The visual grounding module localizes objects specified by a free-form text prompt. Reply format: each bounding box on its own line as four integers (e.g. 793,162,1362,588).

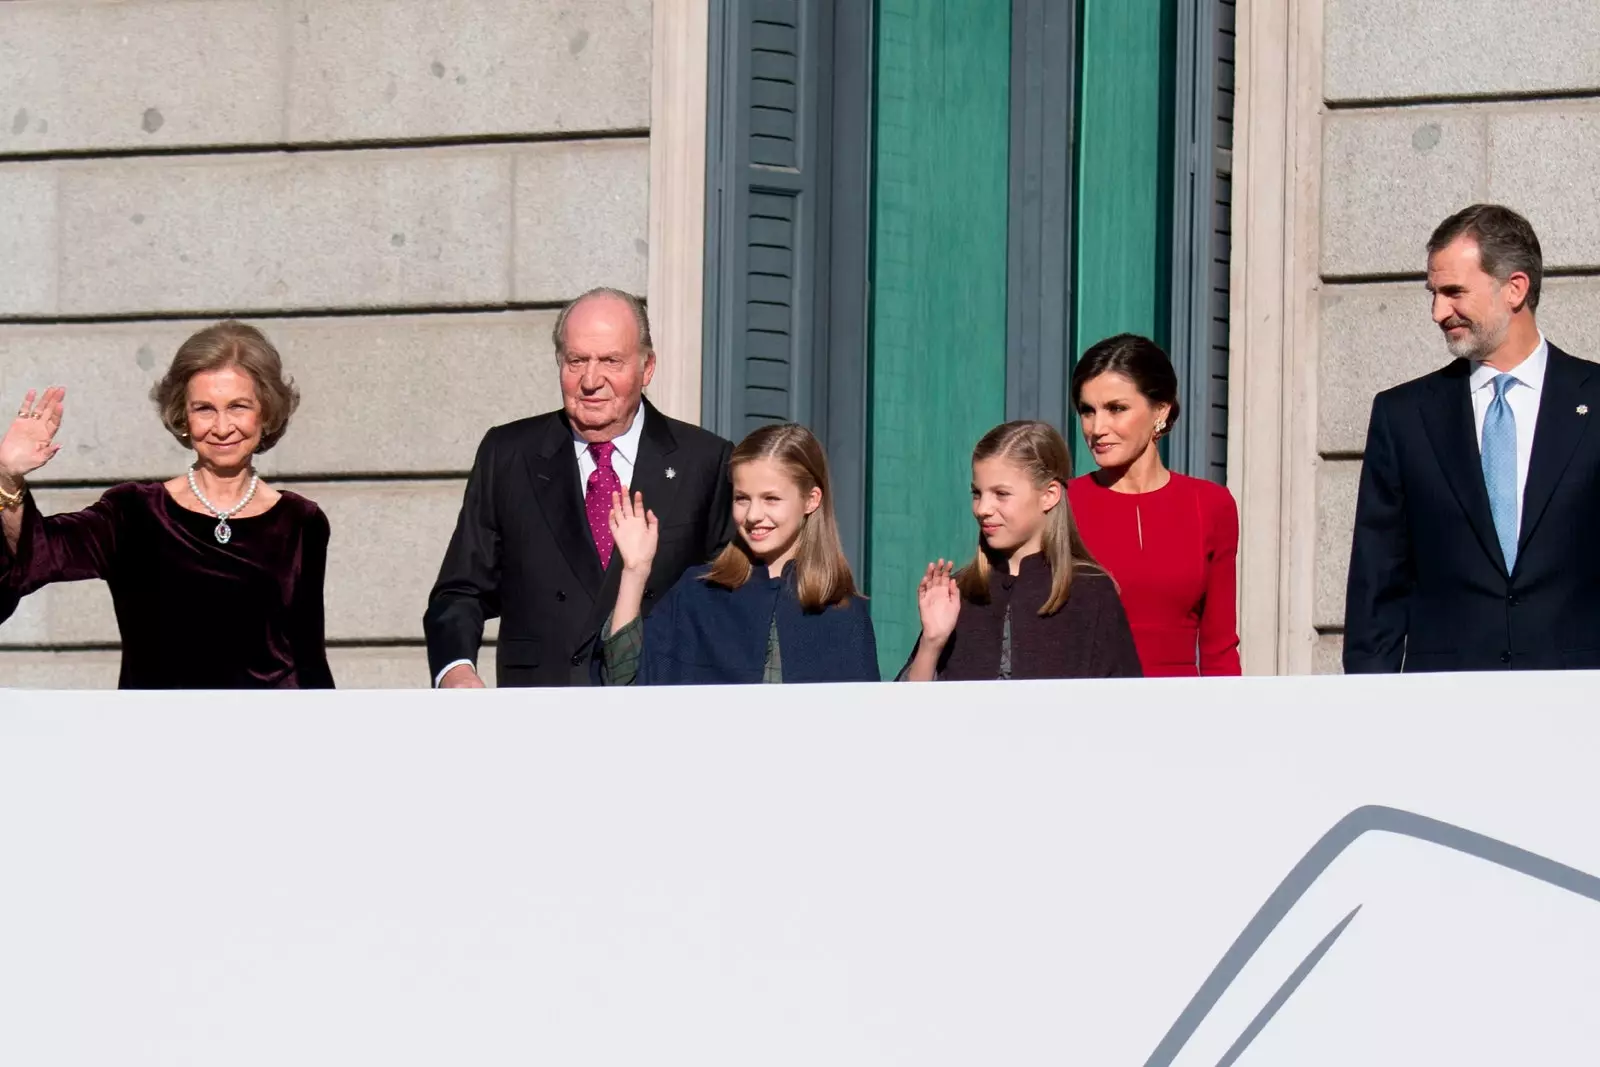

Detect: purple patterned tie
585,441,622,568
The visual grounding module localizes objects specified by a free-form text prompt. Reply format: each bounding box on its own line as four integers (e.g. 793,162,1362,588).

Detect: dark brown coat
911,554,1143,681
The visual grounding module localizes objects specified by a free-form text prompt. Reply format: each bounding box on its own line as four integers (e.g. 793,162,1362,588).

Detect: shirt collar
995,550,1051,590
572,402,647,464
1471,332,1548,395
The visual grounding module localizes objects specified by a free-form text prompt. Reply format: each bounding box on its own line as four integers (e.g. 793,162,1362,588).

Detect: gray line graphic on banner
1142,804,1600,1067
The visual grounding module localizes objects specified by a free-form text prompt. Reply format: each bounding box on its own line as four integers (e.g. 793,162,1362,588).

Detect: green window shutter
704,0,820,439
703,0,873,566
1169,0,1235,483
1005,0,1076,435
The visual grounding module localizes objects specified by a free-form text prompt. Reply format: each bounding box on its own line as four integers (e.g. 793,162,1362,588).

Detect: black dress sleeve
290,504,335,689
9,484,132,593
0,540,17,626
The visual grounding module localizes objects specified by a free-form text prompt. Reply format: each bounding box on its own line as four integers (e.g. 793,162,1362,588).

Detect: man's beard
1441,308,1511,361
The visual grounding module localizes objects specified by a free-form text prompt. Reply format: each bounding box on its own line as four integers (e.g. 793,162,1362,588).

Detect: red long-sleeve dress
1066,472,1242,676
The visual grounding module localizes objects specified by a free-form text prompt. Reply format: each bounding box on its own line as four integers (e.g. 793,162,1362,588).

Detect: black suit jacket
1344,344,1600,672
424,399,735,687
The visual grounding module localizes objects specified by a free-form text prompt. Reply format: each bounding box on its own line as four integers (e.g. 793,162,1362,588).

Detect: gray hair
551,287,654,360
1427,204,1544,313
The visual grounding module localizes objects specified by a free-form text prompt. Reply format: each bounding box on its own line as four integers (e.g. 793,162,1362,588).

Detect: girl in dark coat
901,420,1142,681
601,422,878,685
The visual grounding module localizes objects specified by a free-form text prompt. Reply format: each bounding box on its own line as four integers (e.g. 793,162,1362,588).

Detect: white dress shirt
573,403,645,492
434,406,647,687
1470,332,1547,537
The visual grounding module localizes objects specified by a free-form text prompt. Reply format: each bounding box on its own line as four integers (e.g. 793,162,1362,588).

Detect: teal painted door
866,0,1012,676
1073,0,1174,466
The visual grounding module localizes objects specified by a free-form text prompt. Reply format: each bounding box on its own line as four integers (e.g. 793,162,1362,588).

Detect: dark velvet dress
0,542,16,626
1,481,335,689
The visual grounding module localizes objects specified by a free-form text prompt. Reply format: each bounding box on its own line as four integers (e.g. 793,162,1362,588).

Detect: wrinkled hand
439,664,486,689
609,490,658,573
917,559,962,645
0,388,65,484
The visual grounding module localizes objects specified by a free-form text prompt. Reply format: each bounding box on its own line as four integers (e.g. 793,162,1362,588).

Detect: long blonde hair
956,420,1103,615
702,423,859,611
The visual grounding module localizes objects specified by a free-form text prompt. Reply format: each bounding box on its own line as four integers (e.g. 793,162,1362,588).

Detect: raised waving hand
0,388,66,484
917,559,962,644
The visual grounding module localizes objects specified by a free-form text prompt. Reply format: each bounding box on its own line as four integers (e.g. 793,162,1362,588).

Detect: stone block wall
1312,0,1600,669
0,0,652,687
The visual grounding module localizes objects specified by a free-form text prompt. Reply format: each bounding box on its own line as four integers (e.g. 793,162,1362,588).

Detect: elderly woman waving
0,320,335,689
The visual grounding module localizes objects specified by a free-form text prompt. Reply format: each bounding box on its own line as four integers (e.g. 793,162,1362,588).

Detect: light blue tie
1481,373,1519,572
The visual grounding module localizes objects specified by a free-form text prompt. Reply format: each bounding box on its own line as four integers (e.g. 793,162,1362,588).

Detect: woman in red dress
1066,334,1241,676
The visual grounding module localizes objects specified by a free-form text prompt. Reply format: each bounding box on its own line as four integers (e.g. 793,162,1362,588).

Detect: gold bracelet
0,479,25,511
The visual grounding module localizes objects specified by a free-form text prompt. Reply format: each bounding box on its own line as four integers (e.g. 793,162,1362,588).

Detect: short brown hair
149,321,301,453
957,420,1104,616
551,287,654,359
1428,204,1544,312
702,422,859,611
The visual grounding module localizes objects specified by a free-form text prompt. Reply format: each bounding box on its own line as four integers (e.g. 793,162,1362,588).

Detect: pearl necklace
186,465,258,545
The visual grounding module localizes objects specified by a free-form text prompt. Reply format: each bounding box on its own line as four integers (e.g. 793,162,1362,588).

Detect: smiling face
185,365,262,471
971,455,1061,557
558,294,655,441
732,457,821,568
1076,371,1168,469
1427,235,1519,362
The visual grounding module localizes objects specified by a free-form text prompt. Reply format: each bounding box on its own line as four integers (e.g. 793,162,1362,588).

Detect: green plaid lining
600,615,644,686
762,614,783,683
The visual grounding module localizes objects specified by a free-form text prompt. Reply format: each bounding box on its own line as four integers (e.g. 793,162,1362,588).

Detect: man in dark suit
1344,204,1599,672
425,288,735,687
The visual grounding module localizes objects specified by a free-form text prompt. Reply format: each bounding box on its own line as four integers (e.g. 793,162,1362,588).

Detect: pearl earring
1155,418,1168,436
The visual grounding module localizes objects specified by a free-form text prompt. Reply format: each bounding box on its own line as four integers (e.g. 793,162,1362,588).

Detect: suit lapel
1417,362,1509,574
525,414,604,600
1518,346,1593,560
575,401,684,643
626,399,684,523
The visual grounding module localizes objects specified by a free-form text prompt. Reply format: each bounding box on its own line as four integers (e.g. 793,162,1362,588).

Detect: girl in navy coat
600,422,879,684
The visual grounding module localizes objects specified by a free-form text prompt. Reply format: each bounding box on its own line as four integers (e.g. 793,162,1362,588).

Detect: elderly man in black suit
1344,204,1600,672
425,288,735,688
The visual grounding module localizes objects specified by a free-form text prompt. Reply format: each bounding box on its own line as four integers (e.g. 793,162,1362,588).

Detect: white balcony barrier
2,672,1597,1065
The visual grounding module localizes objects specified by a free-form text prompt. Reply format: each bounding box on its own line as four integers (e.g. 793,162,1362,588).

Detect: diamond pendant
214,519,232,545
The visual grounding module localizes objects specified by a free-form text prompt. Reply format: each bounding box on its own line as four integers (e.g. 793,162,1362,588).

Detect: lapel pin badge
665,467,677,479
1579,405,1589,416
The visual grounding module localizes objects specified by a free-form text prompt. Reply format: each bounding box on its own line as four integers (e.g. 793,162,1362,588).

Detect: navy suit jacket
1343,344,1600,672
